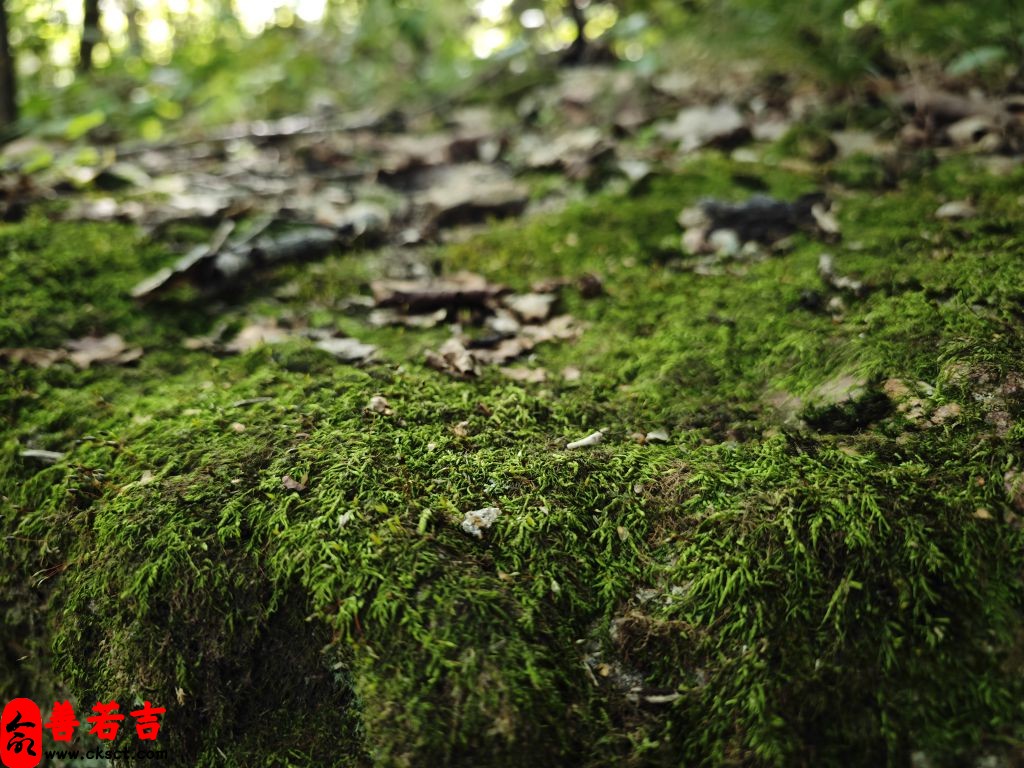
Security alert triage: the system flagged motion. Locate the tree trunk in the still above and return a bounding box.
[0,0,16,128]
[123,0,142,56]
[562,0,586,65]
[80,0,101,72]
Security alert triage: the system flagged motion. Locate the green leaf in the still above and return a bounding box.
[946,45,1008,76]
[64,109,107,140]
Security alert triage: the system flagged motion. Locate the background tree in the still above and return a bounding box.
[563,0,586,64]
[0,0,15,128]
[79,0,101,72]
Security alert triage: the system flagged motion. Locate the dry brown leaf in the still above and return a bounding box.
[504,293,557,323]
[499,366,547,383]
[372,271,506,312]
[518,127,609,175]
[414,163,528,228]
[368,307,448,329]
[375,132,456,175]
[225,322,290,354]
[315,337,377,362]
[425,338,481,377]
[520,314,583,343]
[561,366,582,382]
[65,334,143,368]
[472,336,536,365]
[0,347,68,368]
[658,103,748,152]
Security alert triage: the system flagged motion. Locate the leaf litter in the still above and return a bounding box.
[1,333,142,369]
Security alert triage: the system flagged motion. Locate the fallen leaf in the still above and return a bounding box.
[133,226,337,299]
[504,293,557,323]
[658,103,748,152]
[315,337,377,362]
[708,228,741,256]
[372,271,505,313]
[0,347,68,368]
[374,131,457,175]
[500,366,547,383]
[811,202,840,235]
[425,338,481,377]
[818,254,868,297]
[561,366,582,382]
[946,115,1002,151]
[520,314,583,343]
[830,130,894,159]
[651,69,698,99]
[414,163,528,228]
[617,159,652,186]
[751,116,792,142]
[225,322,290,353]
[484,309,522,335]
[319,200,392,240]
[518,127,610,177]
[65,334,143,368]
[935,200,976,220]
[368,307,447,329]
[68,197,128,221]
[897,85,991,123]
[471,336,535,365]
[681,194,835,256]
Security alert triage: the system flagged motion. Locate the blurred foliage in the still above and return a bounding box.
[693,0,1024,82]
[2,0,1022,143]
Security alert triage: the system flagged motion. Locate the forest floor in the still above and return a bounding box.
[3,64,1024,766]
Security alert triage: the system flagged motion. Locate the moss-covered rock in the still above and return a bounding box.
[3,153,1024,766]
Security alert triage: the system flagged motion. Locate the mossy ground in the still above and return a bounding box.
[3,150,1024,766]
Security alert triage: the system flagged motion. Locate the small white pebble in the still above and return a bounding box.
[368,395,392,414]
[460,507,501,538]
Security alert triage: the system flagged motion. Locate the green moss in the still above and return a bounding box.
[3,153,1024,766]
